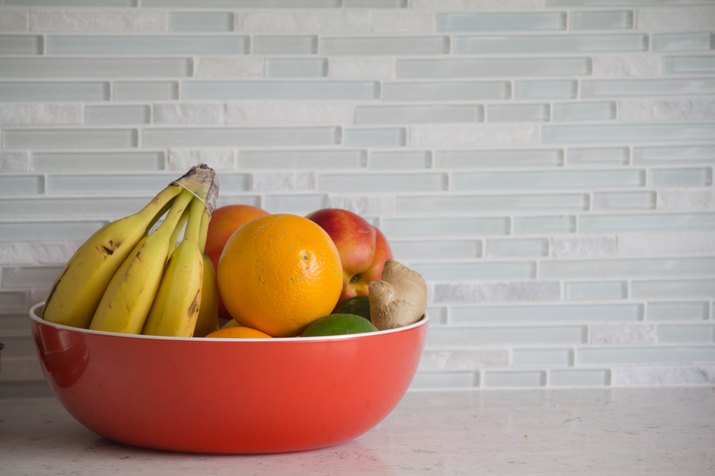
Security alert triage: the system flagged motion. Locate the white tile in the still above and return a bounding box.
[266,58,327,78]
[85,105,150,125]
[553,101,615,121]
[4,128,136,150]
[637,6,715,30]
[253,35,317,55]
[419,349,508,371]
[142,127,338,148]
[583,78,715,97]
[235,10,370,34]
[114,81,178,100]
[513,348,572,367]
[0,103,82,125]
[252,172,316,192]
[487,104,549,122]
[0,10,28,31]
[0,221,103,241]
[153,103,223,125]
[356,105,482,124]
[371,10,434,33]
[238,149,365,170]
[30,9,165,32]
[543,123,715,144]
[433,281,561,304]
[658,324,715,344]
[319,172,445,193]
[484,370,546,388]
[550,369,610,387]
[46,173,197,195]
[589,324,657,345]
[0,241,76,265]
[1,266,62,288]
[322,36,449,55]
[428,325,584,346]
[166,148,236,172]
[46,35,248,55]
[567,147,628,166]
[0,35,41,55]
[611,366,715,386]
[436,149,562,168]
[411,261,534,281]
[541,257,715,279]
[515,80,576,99]
[398,57,591,78]
[342,128,406,147]
[513,215,575,234]
[455,34,646,54]
[619,98,715,121]
[410,124,539,148]
[396,194,587,214]
[383,217,508,238]
[0,291,28,314]
[485,238,549,258]
[566,281,627,300]
[33,151,163,172]
[592,191,655,210]
[390,239,481,260]
[591,54,660,77]
[184,80,378,100]
[437,11,565,31]
[450,303,642,323]
[0,81,109,102]
[368,150,430,169]
[659,190,713,211]
[0,151,30,173]
[651,167,712,187]
[631,279,715,299]
[413,0,542,9]
[452,169,643,191]
[169,12,233,32]
[653,32,713,52]
[634,145,715,165]
[325,195,395,216]
[328,57,394,79]
[382,80,508,101]
[410,371,477,389]
[262,194,326,215]
[0,175,43,196]
[551,236,618,258]
[580,212,715,233]
[578,346,715,365]
[570,10,633,30]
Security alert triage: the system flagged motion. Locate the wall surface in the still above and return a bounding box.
[1,0,714,393]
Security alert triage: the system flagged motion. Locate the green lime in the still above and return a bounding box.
[302,313,378,337]
[333,295,371,321]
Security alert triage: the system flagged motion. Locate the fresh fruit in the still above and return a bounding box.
[143,196,207,337]
[302,313,378,337]
[369,260,428,331]
[217,214,343,337]
[193,254,219,337]
[90,189,195,335]
[334,295,371,321]
[43,182,183,328]
[205,204,269,272]
[205,204,269,319]
[306,208,392,307]
[204,326,272,338]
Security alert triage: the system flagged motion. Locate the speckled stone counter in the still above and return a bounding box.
[1,387,713,475]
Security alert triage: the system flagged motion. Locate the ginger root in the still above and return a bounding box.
[368,260,427,330]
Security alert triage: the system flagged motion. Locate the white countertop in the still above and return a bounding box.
[1,387,713,475]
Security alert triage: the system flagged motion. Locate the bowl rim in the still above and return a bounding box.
[29,301,429,342]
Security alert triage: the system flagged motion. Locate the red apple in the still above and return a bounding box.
[206,204,269,318]
[306,208,392,306]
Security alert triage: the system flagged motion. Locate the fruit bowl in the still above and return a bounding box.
[29,302,428,454]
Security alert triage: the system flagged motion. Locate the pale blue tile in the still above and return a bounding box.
[648,302,709,321]
[568,147,628,166]
[0,175,43,195]
[487,104,549,122]
[485,238,549,258]
[450,303,642,323]
[143,0,338,6]
[454,34,646,54]
[382,217,508,238]
[664,55,715,75]
[548,0,707,5]
[46,35,248,55]
[398,57,591,78]
[651,167,713,187]
[553,101,616,121]
[344,0,405,6]
[634,145,715,165]
[657,324,715,343]
[342,127,405,147]
[369,150,430,169]
[32,151,163,172]
[515,80,577,99]
[410,261,534,281]
[580,212,715,232]
[0,291,27,314]
[0,82,109,101]
[397,194,587,213]
[4,129,136,150]
[7,0,134,5]
[570,10,633,30]
[262,194,326,215]
[253,36,317,55]
[85,105,150,125]
[391,239,480,260]
[592,191,655,210]
[653,32,713,52]
[436,149,563,168]
[437,12,565,32]
[322,36,449,55]
[0,196,162,219]
[543,123,715,144]
[0,58,191,78]
[550,369,610,387]
[632,279,715,299]
[184,80,377,100]
[582,78,715,97]
[411,371,477,390]
[546,258,715,279]
[382,80,509,101]
[48,173,204,195]
[114,81,178,100]
[169,12,233,32]
[0,35,42,55]
[319,172,445,193]
[484,370,546,388]
[266,58,327,78]
[143,127,338,148]
[238,150,364,169]
[0,220,104,241]
[578,346,715,365]
[1,266,62,288]
[514,215,576,234]
[452,170,643,191]
[513,348,572,367]
[428,326,585,347]
[355,105,482,124]
[566,281,627,300]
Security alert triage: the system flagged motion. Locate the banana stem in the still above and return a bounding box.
[138,183,183,231]
[157,190,194,238]
[197,208,210,253]
[183,197,206,245]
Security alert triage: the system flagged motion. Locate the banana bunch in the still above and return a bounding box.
[43,165,220,338]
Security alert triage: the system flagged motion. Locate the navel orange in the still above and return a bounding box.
[204,326,272,339]
[217,214,343,337]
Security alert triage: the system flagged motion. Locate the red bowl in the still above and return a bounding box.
[29,303,427,454]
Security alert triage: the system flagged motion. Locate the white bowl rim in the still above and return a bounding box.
[29,301,429,343]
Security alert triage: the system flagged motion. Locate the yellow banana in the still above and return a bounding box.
[89,190,194,335]
[43,183,183,328]
[143,196,207,337]
[193,208,219,337]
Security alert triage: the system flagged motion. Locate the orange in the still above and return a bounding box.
[217,214,343,337]
[204,326,272,339]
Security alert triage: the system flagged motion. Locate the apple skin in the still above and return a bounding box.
[306,208,393,306]
[206,204,269,318]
